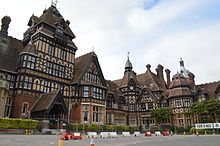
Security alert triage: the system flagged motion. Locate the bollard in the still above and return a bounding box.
[25,129,29,135]
[183,132,186,136]
[90,135,95,146]
[196,131,199,136]
[58,140,63,146]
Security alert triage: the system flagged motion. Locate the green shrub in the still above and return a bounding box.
[87,124,99,131]
[0,118,38,129]
[103,125,113,131]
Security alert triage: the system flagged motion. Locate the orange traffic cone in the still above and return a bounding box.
[90,135,95,146]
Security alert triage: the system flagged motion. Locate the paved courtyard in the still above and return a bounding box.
[0,134,220,146]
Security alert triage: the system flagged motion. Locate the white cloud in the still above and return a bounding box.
[0,0,219,84]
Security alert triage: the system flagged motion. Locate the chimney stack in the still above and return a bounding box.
[188,72,195,91]
[156,64,166,89]
[146,64,151,71]
[165,69,171,88]
[156,64,164,81]
[0,16,11,36]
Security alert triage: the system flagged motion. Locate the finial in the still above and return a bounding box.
[51,0,58,7]
[179,57,184,66]
[127,52,130,60]
[92,46,95,52]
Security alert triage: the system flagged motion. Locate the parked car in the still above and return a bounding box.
[70,132,82,140]
[162,131,169,136]
[60,132,69,140]
[145,132,152,136]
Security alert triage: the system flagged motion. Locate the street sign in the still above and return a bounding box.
[195,123,220,129]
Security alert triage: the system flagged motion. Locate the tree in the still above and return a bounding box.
[190,100,220,123]
[151,108,171,125]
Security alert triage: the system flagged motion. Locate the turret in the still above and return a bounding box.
[125,52,133,72]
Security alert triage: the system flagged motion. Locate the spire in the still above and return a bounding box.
[180,57,184,66]
[125,52,132,72]
[179,57,189,78]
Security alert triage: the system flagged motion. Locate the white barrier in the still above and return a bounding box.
[74,133,81,136]
[122,132,131,137]
[155,131,161,136]
[87,132,98,138]
[133,132,141,137]
[109,132,118,138]
[100,132,110,138]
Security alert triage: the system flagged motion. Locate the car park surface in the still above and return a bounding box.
[0,134,220,146]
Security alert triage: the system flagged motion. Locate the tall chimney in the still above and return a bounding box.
[156,64,166,89]
[188,72,195,91]
[0,16,11,36]
[156,64,164,81]
[165,69,171,88]
[146,64,151,72]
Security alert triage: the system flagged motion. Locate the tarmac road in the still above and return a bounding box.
[0,134,220,146]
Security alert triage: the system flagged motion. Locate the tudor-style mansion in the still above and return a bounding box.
[0,4,220,129]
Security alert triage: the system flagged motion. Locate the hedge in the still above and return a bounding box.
[0,118,38,129]
[66,123,138,132]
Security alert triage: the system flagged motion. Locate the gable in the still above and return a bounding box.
[80,57,106,86]
[138,88,159,104]
[31,90,67,113]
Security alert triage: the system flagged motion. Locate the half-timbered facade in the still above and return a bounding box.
[0,3,220,129]
[70,52,107,124]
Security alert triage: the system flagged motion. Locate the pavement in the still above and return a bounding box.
[0,134,220,146]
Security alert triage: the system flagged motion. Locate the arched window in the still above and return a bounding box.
[22,102,29,114]
[33,79,40,91]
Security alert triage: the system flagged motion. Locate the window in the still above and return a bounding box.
[82,105,89,122]
[46,62,65,78]
[118,97,124,110]
[184,98,191,107]
[93,106,103,123]
[22,103,29,114]
[186,114,192,126]
[106,96,113,108]
[4,97,12,117]
[83,86,89,97]
[6,74,15,88]
[60,49,67,60]
[129,104,135,111]
[93,87,104,99]
[148,103,154,110]
[44,80,51,93]
[48,45,55,56]
[23,76,33,89]
[178,114,184,127]
[176,99,182,107]
[46,62,53,74]
[83,73,101,84]
[22,54,35,69]
[129,117,136,126]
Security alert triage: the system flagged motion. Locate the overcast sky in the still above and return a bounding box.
[0,0,220,84]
